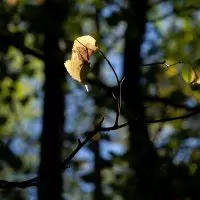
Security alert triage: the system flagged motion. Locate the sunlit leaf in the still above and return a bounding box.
[64,52,90,91]
[64,35,98,91]
[182,65,195,83]
[73,35,97,63]
[191,58,200,84]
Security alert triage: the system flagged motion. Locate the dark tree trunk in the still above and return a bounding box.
[123,1,160,200]
[38,1,68,199]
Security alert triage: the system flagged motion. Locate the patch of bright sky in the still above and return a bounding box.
[26,118,43,139]
[27,188,37,200]
[9,136,40,170]
[173,138,200,164]
[9,137,27,156]
[193,10,200,20]
[101,3,120,18]
[182,138,200,148]
[154,124,174,148]
[154,1,174,34]
[142,2,176,60]
[74,146,94,161]
[64,157,94,193]
[184,98,197,107]
[100,140,126,160]
[141,22,162,59]
[100,52,123,86]
[173,148,190,164]
[99,20,125,85]
[65,78,95,134]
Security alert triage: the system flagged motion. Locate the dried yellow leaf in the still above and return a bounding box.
[64,35,97,92]
[73,35,98,63]
[64,52,90,84]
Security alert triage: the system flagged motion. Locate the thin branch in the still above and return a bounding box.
[115,77,125,125]
[98,48,120,84]
[62,117,104,169]
[140,60,183,68]
[145,109,200,123]
[0,31,44,60]
[165,61,183,67]
[97,48,126,126]
[0,177,39,189]
[100,109,200,132]
[0,118,105,189]
[16,45,44,60]
[140,60,166,67]
[145,95,198,111]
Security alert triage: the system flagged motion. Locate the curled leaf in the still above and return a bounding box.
[191,58,200,84]
[73,35,98,63]
[64,35,97,92]
[64,52,90,84]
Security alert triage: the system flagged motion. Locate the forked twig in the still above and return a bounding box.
[115,77,125,125]
[0,118,105,189]
[62,117,104,169]
[97,48,125,125]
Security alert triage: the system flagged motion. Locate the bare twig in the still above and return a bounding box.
[97,48,125,125]
[115,77,125,125]
[19,46,44,60]
[62,117,104,169]
[100,108,200,132]
[140,60,166,67]
[0,177,39,189]
[0,31,44,60]
[145,95,198,111]
[98,48,120,84]
[140,60,183,68]
[0,118,105,189]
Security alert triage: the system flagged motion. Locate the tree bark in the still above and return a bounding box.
[38,1,68,199]
[123,1,160,199]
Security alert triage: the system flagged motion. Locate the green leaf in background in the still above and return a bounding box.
[189,163,198,175]
[182,64,195,84]
[191,58,200,84]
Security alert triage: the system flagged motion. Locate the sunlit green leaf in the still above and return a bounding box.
[189,163,198,175]
[182,65,195,83]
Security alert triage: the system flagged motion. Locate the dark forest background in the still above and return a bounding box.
[1,0,200,199]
